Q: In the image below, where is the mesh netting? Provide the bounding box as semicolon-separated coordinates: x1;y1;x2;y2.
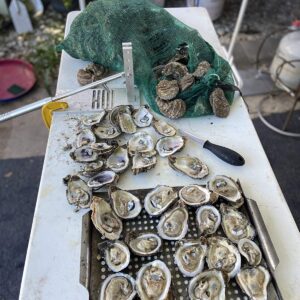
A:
57;0;235;117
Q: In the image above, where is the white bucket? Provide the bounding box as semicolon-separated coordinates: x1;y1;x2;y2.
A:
270;31;300;92
186;0;225;21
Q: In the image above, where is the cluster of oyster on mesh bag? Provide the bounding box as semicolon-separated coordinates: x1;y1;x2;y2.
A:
87;175;269;300
154;44;231;119
77;63;110;86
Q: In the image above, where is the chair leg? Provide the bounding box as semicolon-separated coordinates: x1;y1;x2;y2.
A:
282;96;299;131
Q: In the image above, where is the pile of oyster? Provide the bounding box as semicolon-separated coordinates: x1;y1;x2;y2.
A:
90;175;270;300
63;105;210;211
154;45;230;119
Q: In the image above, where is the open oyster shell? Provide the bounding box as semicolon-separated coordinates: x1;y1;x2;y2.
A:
157;201;188;240
136;260;171;300
63;175;92;209
220;203;256;244
132;152;157;175
207;236;241;278
174;239;207;277
70;146;98;163
93;123;121;139
99;273;136;300
106;146;129;174
132;105;153;128
118;112;137;134
151;118;176;137
90;196;122;240
90;141;118;156
188;269;226;300
87;170;119;190
156;79;179;100
179;185;218;207
196;205;221;235
238;238;262;267
109;186;142;219
144;185;178;216
79;161;104;177
128;131;155;156
82;111;106;126
109;105;134;128
156;135;185;157
168;155;209;179
207;175;244;208
75;128;96;147
236;266;270;300
98;240;130;272
125;232;162;256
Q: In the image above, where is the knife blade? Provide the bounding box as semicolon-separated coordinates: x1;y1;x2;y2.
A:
177;128;245;166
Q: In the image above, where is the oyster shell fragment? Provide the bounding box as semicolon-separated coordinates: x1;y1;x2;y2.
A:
132;106;153;128
196;205;221;235
168;155;209;179
70;146;98;163
238;238;262;266
75;128;96;147
188;269;226;300
82;111;106;126
156;135;185;157
128;131;155;156
136;260;171;300
90;196;122;240
174;239;207;277
132;152;157;175
125;232;162;256
151;118;176;137
156;97;186;119
156;80;179;100
236;266;270;300
106;146;129;173
79;161;104;177
144;185;178;216
220;203;256;243
99;273;136;300
87;170;118;190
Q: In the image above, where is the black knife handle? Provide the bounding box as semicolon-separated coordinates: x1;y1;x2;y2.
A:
203;140;245;166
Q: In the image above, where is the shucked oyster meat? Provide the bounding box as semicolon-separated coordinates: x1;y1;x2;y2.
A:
99;273;136;300
156;135;185;157
238;238;262;267
90;196;122;240
196;205;221;236
136;260;171;300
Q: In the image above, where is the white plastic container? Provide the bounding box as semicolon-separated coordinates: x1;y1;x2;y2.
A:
270;31;300;91
186;0;225;21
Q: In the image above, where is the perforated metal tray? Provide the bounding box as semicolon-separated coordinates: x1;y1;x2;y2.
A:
80;186;282;300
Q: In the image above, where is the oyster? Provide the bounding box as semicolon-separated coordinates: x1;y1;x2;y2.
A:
77;63;109;85
132;105;153;128
90;141;118;156
188;269;225;300
209;88;230;118
128;131;155;156
63;175;92;209
207;175;244;207
98;240;130;272
207;236;241;278
196;205;221;235
151;118;176;137
125;232;162;256
82;111;106;126
156;135;185;157
162;62;188;80
168;43;189;65
87;170;118;190
179;73;194;91
90;196;122;240
118;112;137;134
109;105;134;128
193;61;211;79
156;98;186;119
75;128;96;147
220;203;256;243
106;146;129;173
179;185;218;207
238;238;262;266
156;80;179;100
157;201;188;240
79;161;104;177
109;187;142;219
99;273;136;300
132;152;157;175
70;146;98;163
168;155;209;179
236;266;270;300
93;123;121;139
136;260;171;300
174;239;207;277
144;185;178;216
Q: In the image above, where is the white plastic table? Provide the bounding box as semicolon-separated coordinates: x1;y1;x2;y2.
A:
19;8;300;300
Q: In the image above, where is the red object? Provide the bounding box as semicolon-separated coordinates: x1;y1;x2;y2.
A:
0;59;36;102
291;20;300;28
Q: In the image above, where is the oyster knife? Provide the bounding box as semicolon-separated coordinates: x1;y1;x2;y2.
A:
177;128;245;166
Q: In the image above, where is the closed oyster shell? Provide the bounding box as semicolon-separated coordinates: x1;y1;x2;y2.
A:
220;203;256;243
162;62;188;80
156;80;179;100
157;201;188;240
174;239;207;277
82;111;106;126
136;260;171;300
151;118;176;137
236;266;270;300
125;232;162;256
156;135;185;157
179;73;194;91
168;155;209;179
132;106;153;128
87;170;119;190
196;205;221;235
106;146;129;174
193;61;211;78
75;128;96;147
207;236;241;278
99;273;136;300
209;88;230;118
70;146;98;163
156;98;186;119
77;63;109;86
93;123;121;139
238;238;262;267
144;185;178;216
188;269;226;300
132;152;157;175
90;196;122;240
128;131;155;156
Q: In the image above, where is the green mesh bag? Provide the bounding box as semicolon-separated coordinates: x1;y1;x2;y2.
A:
57;0;235;117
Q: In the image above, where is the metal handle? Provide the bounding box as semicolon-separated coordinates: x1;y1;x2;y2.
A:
122;42;135;103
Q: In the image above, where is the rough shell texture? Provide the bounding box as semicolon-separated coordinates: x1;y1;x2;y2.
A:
179;73;194;91
79;161;104;177
82;111;107;126
193;61;211;78
77;63;109;85
156;135;185;157
132;152;157;175
156;98;186;119
238;238;262;267
209;88;230;118
151;118;176;137
196;205;221;236
162;62;188;80
156;80;179;100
